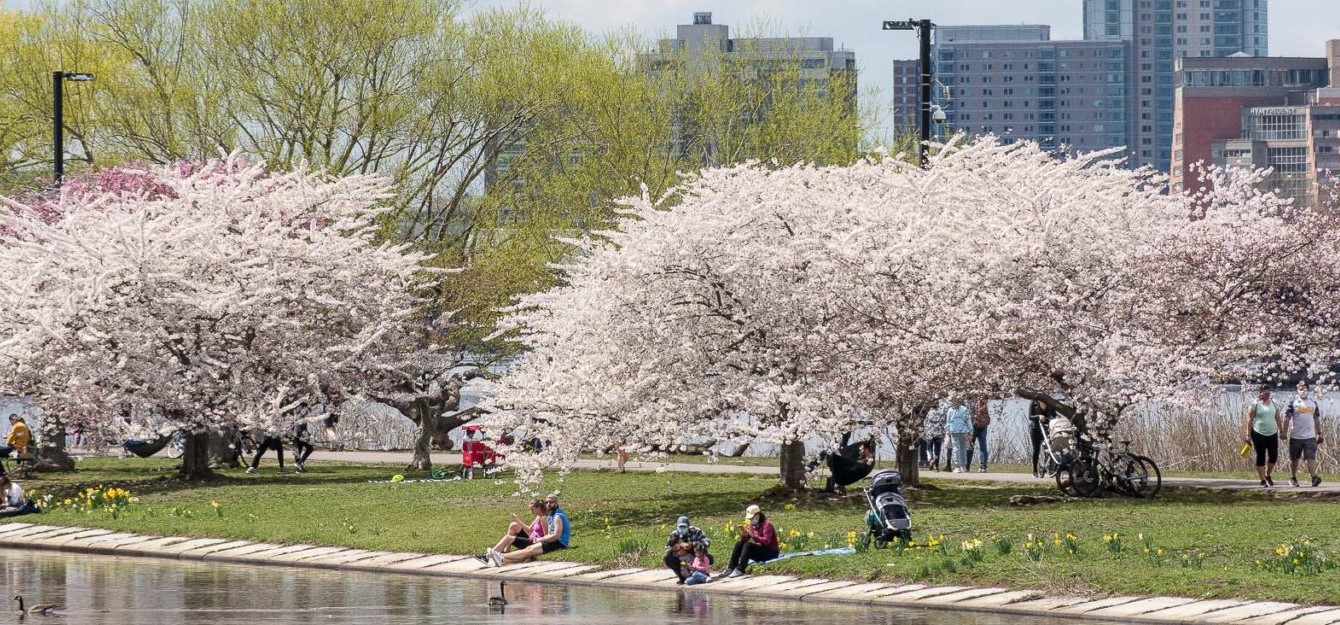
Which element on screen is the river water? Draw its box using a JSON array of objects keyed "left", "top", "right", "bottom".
[{"left": 0, "top": 551, "right": 1120, "bottom": 625}]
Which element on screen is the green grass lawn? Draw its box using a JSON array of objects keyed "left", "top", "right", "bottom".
[{"left": 11, "top": 457, "right": 1340, "bottom": 605}]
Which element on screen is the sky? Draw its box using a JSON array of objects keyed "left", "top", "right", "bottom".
[
  {"left": 463, "top": 0, "right": 1337, "bottom": 136},
  {"left": 6, "top": 0, "right": 1335, "bottom": 136}
]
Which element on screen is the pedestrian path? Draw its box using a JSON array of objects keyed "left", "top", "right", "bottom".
[
  {"left": 307, "top": 450, "right": 1340, "bottom": 493},
  {"left": 2, "top": 522, "right": 1337, "bottom": 625}
]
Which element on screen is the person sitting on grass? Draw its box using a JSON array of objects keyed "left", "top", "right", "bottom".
[
  {"left": 481, "top": 499, "right": 546, "bottom": 565},
  {"left": 663, "top": 515, "right": 711, "bottom": 584},
  {"left": 0, "top": 474, "right": 39, "bottom": 518},
  {"left": 684, "top": 544, "right": 713, "bottom": 585},
  {"left": 490, "top": 493, "right": 569, "bottom": 567},
  {"left": 720, "top": 504, "right": 778, "bottom": 578}
]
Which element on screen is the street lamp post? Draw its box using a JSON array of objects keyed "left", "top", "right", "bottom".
[
  {"left": 52, "top": 71, "right": 95, "bottom": 187},
  {"left": 882, "top": 19, "right": 935, "bottom": 166}
]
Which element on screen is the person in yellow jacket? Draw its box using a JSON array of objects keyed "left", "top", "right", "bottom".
[{"left": 1, "top": 415, "right": 32, "bottom": 459}]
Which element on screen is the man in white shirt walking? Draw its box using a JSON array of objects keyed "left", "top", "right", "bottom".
[{"left": 1283, "top": 383, "right": 1324, "bottom": 488}]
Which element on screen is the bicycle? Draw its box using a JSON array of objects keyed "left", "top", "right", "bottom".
[
  {"left": 1070, "top": 439, "right": 1162, "bottom": 499},
  {"left": 165, "top": 431, "right": 186, "bottom": 459}
]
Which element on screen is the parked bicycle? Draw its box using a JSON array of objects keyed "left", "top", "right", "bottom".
[{"left": 1066, "top": 439, "right": 1162, "bottom": 499}]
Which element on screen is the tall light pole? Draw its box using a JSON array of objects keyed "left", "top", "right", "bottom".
[
  {"left": 882, "top": 19, "right": 934, "bottom": 166},
  {"left": 53, "top": 71, "right": 95, "bottom": 187}
]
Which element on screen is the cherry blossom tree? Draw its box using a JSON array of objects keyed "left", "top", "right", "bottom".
[
  {"left": 486, "top": 137, "right": 1340, "bottom": 489},
  {"left": 0, "top": 157, "right": 441, "bottom": 477}
]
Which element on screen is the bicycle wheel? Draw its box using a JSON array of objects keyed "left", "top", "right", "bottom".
[
  {"left": 1129, "top": 455, "right": 1162, "bottom": 499},
  {"left": 1106, "top": 453, "right": 1143, "bottom": 497},
  {"left": 1055, "top": 457, "right": 1097, "bottom": 496},
  {"left": 1070, "top": 456, "right": 1104, "bottom": 498},
  {"left": 165, "top": 432, "right": 185, "bottom": 459}
]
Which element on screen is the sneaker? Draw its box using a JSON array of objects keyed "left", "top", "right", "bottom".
[
  {"left": 489, "top": 549, "right": 504, "bottom": 568},
  {"left": 245, "top": 467, "right": 256, "bottom": 474},
  {"left": 1313, "top": 475, "right": 1322, "bottom": 488},
  {"left": 676, "top": 578, "right": 685, "bottom": 585},
  {"left": 727, "top": 569, "right": 745, "bottom": 578},
  {"left": 295, "top": 462, "right": 305, "bottom": 473},
  {"left": 1260, "top": 479, "right": 1268, "bottom": 488},
  {"left": 717, "top": 568, "right": 735, "bottom": 578},
  {"left": 1265, "top": 475, "right": 1275, "bottom": 487},
  {"left": 978, "top": 467, "right": 987, "bottom": 473},
  {"left": 473, "top": 555, "right": 489, "bottom": 565},
  {"left": 1289, "top": 476, "right": 1300, "bottom": 488}
]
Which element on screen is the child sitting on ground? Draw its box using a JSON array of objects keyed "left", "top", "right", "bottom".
[{"left": 684, "top": 544, "right": 712, "bottom": 585}]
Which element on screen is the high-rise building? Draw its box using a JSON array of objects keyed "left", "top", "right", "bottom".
[
  {"left": 1083, "top": 0, "right": 1268, "bottom": 172},
  {"left": 892, "top": 60, "right": 922, "bottom": 135},
  {"left": 1172, "top": 41, "right": 1340, "bottom": 207},
  {"left": 909, "top": 25, "right": 1129, "bottom": 155}
]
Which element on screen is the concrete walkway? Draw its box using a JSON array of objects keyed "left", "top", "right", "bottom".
[
  {"left": 306, "top": 449, "right": 1340, "bottom": 493},
  {"left": 0, "top": 522, "right": 1336, "bottom": 625}
]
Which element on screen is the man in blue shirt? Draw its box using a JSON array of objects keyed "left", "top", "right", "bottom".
[{"left": 945, "top": 402, "right": 972, "bottom": 473}]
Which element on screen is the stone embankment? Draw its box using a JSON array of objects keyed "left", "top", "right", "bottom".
[{"left": 2, "top": 522, "right": 1338, "bottom": 625}]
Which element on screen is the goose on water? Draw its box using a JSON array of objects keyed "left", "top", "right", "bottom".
[{"left": 13, "top": 596, "right": 58, "bottom": 615}]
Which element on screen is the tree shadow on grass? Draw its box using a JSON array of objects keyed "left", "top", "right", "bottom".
[{"left": 35, "top": 462, "right": 438, "bottom": 499}]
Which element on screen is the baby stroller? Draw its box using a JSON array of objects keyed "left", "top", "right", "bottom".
[
  {"left": 1041, "top": 416, "right": 1077, "bottom": 468},
  {"left": 861, "top": 469, "right": 912, "bottom": 548},
  {"left": 460, "top": 424, "right": 506, "bottom": 479},
  {"left": 1040, "top": 415, "right": 1097, "bottom": 496}
]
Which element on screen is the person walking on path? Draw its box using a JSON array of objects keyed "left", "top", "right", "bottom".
[
  {"left": 945, "top": 402, "right": 973, "bottom": 473},
  {"left": 1244, "top": 385, "right": 1284, "bottom": 488},
  {"left": 1284, "top": 383, "right": 1324, "bottom": 488},
  {"left": 720, "top": 504, "right": 779, "bottom": 578},
  {"left": 290, "top": 403, "right": 315, "bottom": 473},
  {"left": 1028, "top": 399, "right": 1054, "bottom": 477},
  {"left": 663, "top": 515, "right": 711, "bottom": 584},
  {"left": 247, "top": 430, "right": 288, "bottom": 475},
  {"left": 965, "top": 398, "right": 991, "bottom": 473},
  {"left": 493, "top": 493, "right": 569, "bottom": 566},
  {"left": 922, "top": 405, "right": 945, "bottom": 471}
]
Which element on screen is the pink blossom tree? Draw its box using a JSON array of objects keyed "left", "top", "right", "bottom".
[
  {"left": 487, "top": 137, "right": 1340, "bottom": 489},
  {"left": 0, "top": 157, "right": 441, "bottom": 477}
]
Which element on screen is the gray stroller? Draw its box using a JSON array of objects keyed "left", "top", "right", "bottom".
[{"left": 861, "top": 469, "right": 913, "bottom": 548}]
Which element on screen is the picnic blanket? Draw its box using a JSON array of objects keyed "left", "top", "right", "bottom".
[{"left": 759, "top": 546, "right": 856, "bottom": 564}]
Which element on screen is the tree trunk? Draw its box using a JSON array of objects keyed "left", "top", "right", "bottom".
[
  {"left": 35, "top": 417, "right": 75, "bottom": 472},
  {"left": 432, "top": 406, "right": 484, "bottom": 451},
  {"left": 207, "top": 432, "right": 242, "bottom": 469},
  {"left": 180, "top": 429, "right": 215, "bottom": 479},
  {"left": 407, "top": 400, "right": 432, "bottom": 472},
  {"left": 778, "top": 440, "right": 807, "bottom": 491},
  {"left": 896, "top": 427, "right": 921, "bottom": 487}
]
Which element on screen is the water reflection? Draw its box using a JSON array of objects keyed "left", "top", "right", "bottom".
[{"left": 0, "top": 552, "right": 1110, "bottom": 624}]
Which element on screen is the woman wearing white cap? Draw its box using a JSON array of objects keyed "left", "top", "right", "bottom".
[{"left": 720, "top": 504, "right": 778, "bottom": 578}]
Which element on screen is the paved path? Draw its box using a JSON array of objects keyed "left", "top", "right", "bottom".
[
  {"left": 306, "top": 450, "right": 1340, "bottom": 493},
  {"left": 2, "top": 522, "right": 1336, "bottom": 625}
]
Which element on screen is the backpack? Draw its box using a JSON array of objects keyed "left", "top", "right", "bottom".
[{"left": 971, "top": 400, "right": 991, "bottom": 428}]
